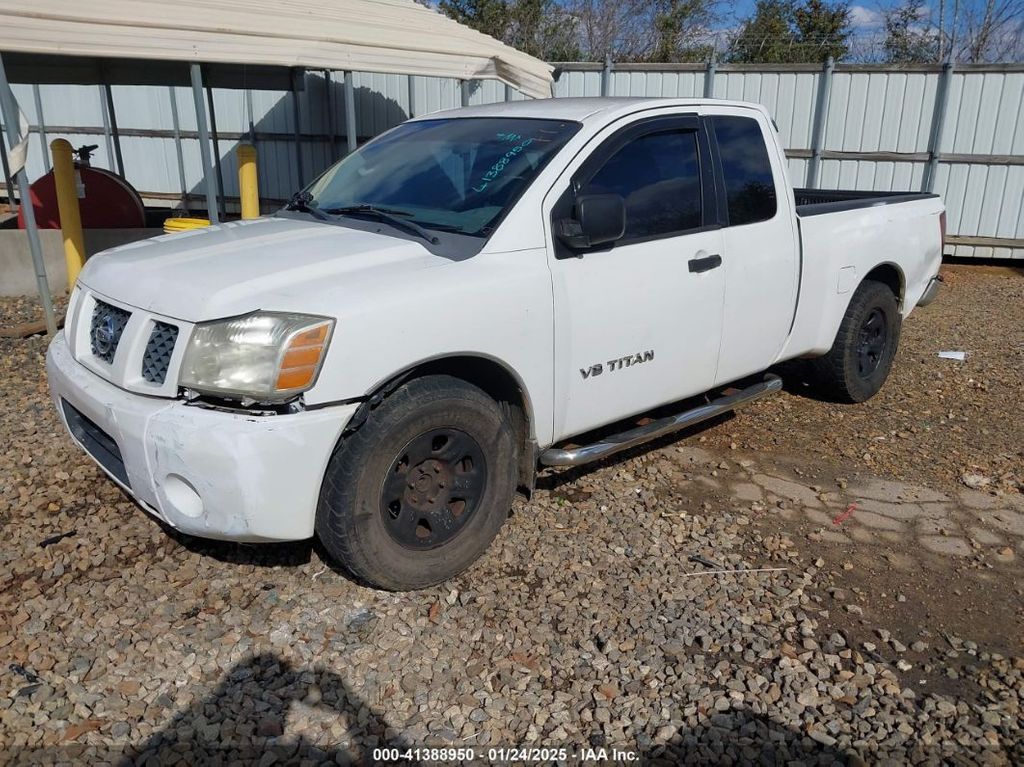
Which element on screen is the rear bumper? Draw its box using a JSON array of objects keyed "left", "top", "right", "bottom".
[
  {"left": 46, "top": 332, "right": 357, "bottom": 541},
  {"left": 916, "top": 275, "right": 942, "bottom": 307}
]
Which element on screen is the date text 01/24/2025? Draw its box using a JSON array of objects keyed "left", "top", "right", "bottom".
[{"left": 373, "top": 746, "right": 640, "bottom": 762}]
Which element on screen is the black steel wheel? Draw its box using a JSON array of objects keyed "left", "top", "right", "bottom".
[
  {"left": 380, "top": 428, "right": 488, "bottom": 550},
  {"left": 810, "top": 279, "right": 901, "bottom": 403},
  {"left": 856, "top": 307, "right": 888, "bottom": 379},
  {"left": 316, "top": 375, "right": 517, "bottom": 591}
]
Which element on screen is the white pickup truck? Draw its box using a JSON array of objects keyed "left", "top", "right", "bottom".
[{"left": 47, "top": 97, "right": 944, "bottom": 590}]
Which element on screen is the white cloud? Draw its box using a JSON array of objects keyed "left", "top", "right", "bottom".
[{"left": 849, "top": 5, "right": 885, "bottom": 30}]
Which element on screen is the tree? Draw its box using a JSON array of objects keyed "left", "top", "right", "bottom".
[
  {"left": 437, "top": 0, "right": 581, "bottom": 60},
  {"left": 438, "top": 0, "right": 510, "bottom": 43},
  {"left": 727, "top": 0, "right": 795, "bottom": 63},
  {"left": 956, "top": 0, "right": 1024, "bottom": 62},
  {"left": 727, "top": 0, "right": 852, "bottom": 63},
  {"left": 882, "top": 0, "right": 939, "bottom": 63},
  {"left": 564, "top": 0, "right": 720, "bottom": 62},
  {"left": 649, "top": 0, "right": 720, "bottom": 62},
  {"left": 793, "top": 0, "right": 852, "bottom": 61}
]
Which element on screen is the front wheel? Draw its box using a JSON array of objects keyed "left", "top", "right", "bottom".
[
  {"left": 809, "top": 279, "right": 901, "bottom": 403},
  {"left": 316, "top": 375, "right": 517, "bottom": 590}
]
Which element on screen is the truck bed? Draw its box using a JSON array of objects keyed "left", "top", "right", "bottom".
[{"left": 795, "top": 188, "right": 938, "bottom": 217}]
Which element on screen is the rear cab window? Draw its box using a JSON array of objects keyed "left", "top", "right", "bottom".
[{"left": 710, "top": 116, "right": 778, "bottom": 226}]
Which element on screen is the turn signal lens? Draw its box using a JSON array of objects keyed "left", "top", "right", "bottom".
[{"left": 276, "top": 323, "right": 331, "bottom": 393}]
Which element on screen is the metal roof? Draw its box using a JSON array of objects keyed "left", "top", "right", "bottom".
[{"left": 0, "top": 0, "right": 555, "bottom": 99}]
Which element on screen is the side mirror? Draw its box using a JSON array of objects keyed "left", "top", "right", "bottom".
[{"left": 556, "top": 194, "right": 626, "bottom": 251}]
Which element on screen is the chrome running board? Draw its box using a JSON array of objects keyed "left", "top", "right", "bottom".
[{"left": 539, "top": 374, "right": 783, "bottom": 467}]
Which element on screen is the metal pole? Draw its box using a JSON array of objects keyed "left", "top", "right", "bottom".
[
  {"left": 460, "top": 80, "right": 471, "bottom": 107},
  {"left": 407, "top": 74, "right": 416, "bottom": 119},
  {"left": 102, "top": 84, "right": 124, "bottom": 176},
  {"left": 703, "top": 54, "right": 717, "bottom": 99},
  {"left": 923, "top": 61, "right": 954, "bottom": 194},
  {"left": 806, "top": 56, "right": 835, "bottom": 189},
  {"left": 98, "top": 84, "right": 115, "bottom": 171},
  {"left": 32, "top": 84, "right": 50, "bottom": 172},
  {"left": 168, "top": 87, "right": 188, "bottom": 209},
  {"left": 0, "top": 54, "right": 56, "bottom": 335},
  {"left": 343, "top": 71, "right": 356, "bottom": 154},
  {"left": 601, "top": 56, "right": 613, "bottom": 97},
  {"left": 1, "top": 127, "right": 13, "bottom": 206},
  {"left": 325, "top": 71, "right": 338, "bottom": 157},
  {"left": 291, "top": 87, "right": 305, "bottom": 187},
  {"left": 205, "top": 83, "right": 226, "bottom": 220},
  {"left": 189, "top": 64, "right": 219, "bottom": 224}
]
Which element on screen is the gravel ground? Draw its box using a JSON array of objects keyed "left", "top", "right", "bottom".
[{"left": 1, "top": 265, "right": 1022, "bottom": 765}]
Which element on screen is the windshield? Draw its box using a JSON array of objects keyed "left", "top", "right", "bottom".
[{"left": 305, "top": 117, "right": 581, "bottom": 238}]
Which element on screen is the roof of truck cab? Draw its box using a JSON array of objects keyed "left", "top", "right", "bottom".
[{"left": 413, "top": 97, "right": 767, "bottom": 123}]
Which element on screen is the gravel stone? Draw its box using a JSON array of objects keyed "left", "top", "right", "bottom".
[{"left": 2, "top": 269, "right": 1022, "bottom": 764}]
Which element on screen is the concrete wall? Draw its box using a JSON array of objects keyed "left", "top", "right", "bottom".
[{"left": 0, "top": 229, "right": 161, "bottom": 296}]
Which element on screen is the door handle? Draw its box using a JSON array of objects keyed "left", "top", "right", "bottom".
[{"left": 688, "top": 254, "right": 722, "bottom": 273}]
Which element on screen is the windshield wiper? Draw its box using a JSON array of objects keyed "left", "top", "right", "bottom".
[
  {"left": 285, "top": 191, "right": 330, "bottom": 221},
  {"left": 325, "top": 204, "right": 439, "bottom": 245}
]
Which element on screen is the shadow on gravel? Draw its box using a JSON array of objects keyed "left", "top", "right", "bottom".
[
  {"left": 123, "top": 652, "right": 413, "bottom": 765},
  {"left": 163, "top": 527, "right": 315, "bottom": 569},
  {"left": 642, "top": 708, "right": 851, "bottom": 766}
]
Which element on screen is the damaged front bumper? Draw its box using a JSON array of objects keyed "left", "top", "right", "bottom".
[{"left": 46, "top": 332, "right": 357, "bottom": 542}]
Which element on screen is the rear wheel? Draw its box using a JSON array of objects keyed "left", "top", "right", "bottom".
[
  {"left": 810, "top": 279, "right": 901, "bottom": 403},
  {"left": 316, "top": 375, "right": 517, "bottom": 590}
]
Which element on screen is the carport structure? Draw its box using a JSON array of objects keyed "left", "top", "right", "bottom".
[{"left": 0, "top": 0, "right": 555, "bottom": 333}]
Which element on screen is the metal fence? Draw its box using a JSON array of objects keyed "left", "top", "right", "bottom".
[{"left": 3, "top": 62, "right": 1023, "bottom": 260}]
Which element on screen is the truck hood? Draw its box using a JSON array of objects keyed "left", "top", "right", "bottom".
[{"left": 78, "top": 216, "right": 447, "bottom": 322}]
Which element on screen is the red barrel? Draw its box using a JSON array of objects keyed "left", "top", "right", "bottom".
[{"left": 18, "top": 165, "right": 146, "bottom": 229}]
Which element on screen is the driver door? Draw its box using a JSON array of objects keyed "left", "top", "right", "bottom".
[{"left": 547, "top": 115, "right": 726, "bottom": 441}]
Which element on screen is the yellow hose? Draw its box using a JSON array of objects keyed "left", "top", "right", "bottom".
[{"left": 163, "top": 217, "right": 211, "bottom": 235}]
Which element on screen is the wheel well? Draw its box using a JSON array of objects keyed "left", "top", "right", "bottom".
[
  {"left": 355, "top": 356, "right": 537, "bottom": 497},
  {"left": 864, "top": 263, "right": 904, "bottom": 306}
]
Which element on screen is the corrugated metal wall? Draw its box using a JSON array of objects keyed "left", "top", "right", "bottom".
[{"left": 4, "top": 63, "right": 1022, "bottom": 259}]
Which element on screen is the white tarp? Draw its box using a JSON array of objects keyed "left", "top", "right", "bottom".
[{"left": 0, "top": 0, "right": 554, "bottom": 99}]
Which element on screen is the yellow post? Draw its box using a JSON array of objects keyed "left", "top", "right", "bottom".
[
  {"left": 50, "top": 139, "right": 86, "bottom": 287},
  {"left": 237, "top": 143, "right": 260, "bottom": 220}
]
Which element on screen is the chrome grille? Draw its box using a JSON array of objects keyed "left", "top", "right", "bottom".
[
  {"left": 90, "top": 300, "right": 131, "bottom": 363},
  {"left": 141, "top": 322, "right": 179, "bottom": 384}
]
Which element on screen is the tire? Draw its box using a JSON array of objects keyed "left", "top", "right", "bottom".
[
  {"left": 809, "top": 279, "right": 901, "bottom": 403},
  {"left": 316, "top": 375, "right": 517, "bottom": 590}
]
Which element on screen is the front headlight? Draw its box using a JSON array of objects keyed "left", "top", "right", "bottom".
[{"left": 179, "top": 312, "right": 334, "bottom": 401}]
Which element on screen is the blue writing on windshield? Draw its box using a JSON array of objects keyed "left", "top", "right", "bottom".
[{"left": 472, "top": 137, "right": 535, "bottom": 193}]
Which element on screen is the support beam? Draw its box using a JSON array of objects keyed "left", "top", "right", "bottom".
[
  {"left": 325, "top": 70, "right": 338, "bottom": 157},
  {"left": 601, "top": 56, "right": 613, "bottom": 97},
  {"left": 806, "top": 56, "right": 835, "bottom": 189},
  {"left": 189, "top": 64, "right": 220, "bottom": 224},
  {"left": 291, "top": 87, "right": 305, "bottom": 187},
  {"left": 344, "top": 71, "right": 356, "bottom": 154},
  {"left": 923, "top": 61, "right": 954, "bottom": 193},
  {"left": 102, "top": 83, "right": 124, "bottom": 176},
  {"left": 205, "top": 85, "right": 226, "bottom": 220},
  {"left": 32, "top": 84, "right": 50, "bottom": 173},
  {"left": 168, "top": 87, "right": 188, "bottom": 210},
  {"left": 97, "top": 84, "right": 115, "bottom": 171},
  {"left": 407, "top": 74, "right": 416, "bottom": 119},
  {"left": 0, "top": 53, "right": 56, "bottom": 336},
  {"left": 704, "top": 54, "right": 717, "bottom": 98},
  {"left": 1, "top": 124, "right": 13, "bottom": 205}
]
